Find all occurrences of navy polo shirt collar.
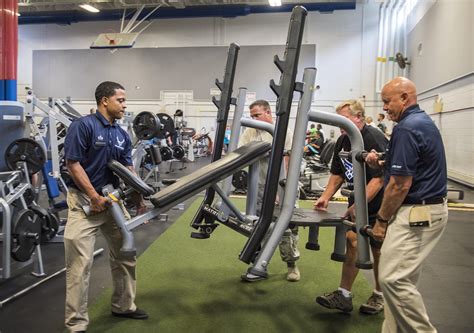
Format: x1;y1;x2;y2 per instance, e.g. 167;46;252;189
95;111;118;127
399;104;421;122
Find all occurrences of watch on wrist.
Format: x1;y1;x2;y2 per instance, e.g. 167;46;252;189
376;214;389;223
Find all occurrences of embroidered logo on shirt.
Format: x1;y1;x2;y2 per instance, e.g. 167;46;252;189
115;136;125;150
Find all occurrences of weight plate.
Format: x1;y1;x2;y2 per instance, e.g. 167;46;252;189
160;146;173;161
11;208;41;262
172;145;185;160
5;138;46;175
30;205;58;243
232;170;248;190
23;187;36;206
156;113;175;139
133;111;162;140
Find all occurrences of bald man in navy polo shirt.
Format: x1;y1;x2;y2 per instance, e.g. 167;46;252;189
64;81;148;333
366;77;448;333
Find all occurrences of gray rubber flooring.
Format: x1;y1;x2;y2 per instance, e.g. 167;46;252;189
0;156;473;333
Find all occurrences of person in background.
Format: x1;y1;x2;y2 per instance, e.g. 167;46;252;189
377;113;387;134
223;124;231;153
366;116;376;127
63;81;148;333
239;99;300;282
316;123;325;142
366;77;448;333
314;99;388;315
304;130;324;156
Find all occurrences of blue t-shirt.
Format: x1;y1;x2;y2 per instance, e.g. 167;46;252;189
384;104;447;202
64;112;133;192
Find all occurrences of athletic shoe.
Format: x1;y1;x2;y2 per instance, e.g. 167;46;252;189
359;292;384;315
112;308;148;320
286;266;301;282
316;290;353;312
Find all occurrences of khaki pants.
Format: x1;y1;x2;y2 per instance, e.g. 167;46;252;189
379;202;448;333
64;188;137;332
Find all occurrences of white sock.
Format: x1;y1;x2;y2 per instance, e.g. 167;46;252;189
338;287;352;298
373;289;383;297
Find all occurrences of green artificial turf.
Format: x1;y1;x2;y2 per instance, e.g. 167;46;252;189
87;199;383;332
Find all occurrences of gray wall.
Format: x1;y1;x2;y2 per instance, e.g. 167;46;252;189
33;44;315;101
407;0;473;186
408;0;473;92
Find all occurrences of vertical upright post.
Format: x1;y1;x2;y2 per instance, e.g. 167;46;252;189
190;43;240;231
240;6;307;264
219;87;247;215
0;0;19;101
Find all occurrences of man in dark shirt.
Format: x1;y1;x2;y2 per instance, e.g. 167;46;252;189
314;100;388;314
366;77;448;333
64;81;148;333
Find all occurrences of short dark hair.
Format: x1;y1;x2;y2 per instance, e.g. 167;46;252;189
249;99;270;111
317;124;322;129
95;81;125;105
378;113;385;120
310;124;315;129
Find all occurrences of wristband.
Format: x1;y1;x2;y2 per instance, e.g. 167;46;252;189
376;214;389;223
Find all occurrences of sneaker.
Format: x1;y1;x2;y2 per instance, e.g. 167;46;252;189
286;266;300;282
112;308;148;320
316;290;353;312
359;292;384;315
241;272;267;282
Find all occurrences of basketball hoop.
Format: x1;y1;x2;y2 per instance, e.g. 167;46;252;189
90;32;139;49
104;33;119;46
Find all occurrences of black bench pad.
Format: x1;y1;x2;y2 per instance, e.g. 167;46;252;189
150;141;271;209
108;160;155;196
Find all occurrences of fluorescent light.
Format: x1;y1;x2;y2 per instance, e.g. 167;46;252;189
268;0;282;6
79;4;100;13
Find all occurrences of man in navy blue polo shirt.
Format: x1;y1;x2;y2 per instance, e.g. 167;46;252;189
366;77;448;333
63;81;148;333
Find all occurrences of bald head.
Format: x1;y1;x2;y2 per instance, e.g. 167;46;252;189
381;77;418;122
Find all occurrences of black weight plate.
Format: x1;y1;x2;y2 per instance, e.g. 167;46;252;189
156;113;175;139
5;138;46;175
232;170;248;190
23;187;36;206
30;205;57;243
11;208;41;262
133;111;162;140
160;146;173;161
48;212;60;241
172;145;185;160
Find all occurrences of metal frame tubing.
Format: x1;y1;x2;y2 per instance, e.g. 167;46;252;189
238;118;276;217
0;198;12;279
307;111;371;269
240;6;307;264
248;67;316;277
190;43;240;229
218;87;247;215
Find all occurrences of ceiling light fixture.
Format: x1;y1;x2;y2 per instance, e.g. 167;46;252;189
268;0;282;6
79;4;100;13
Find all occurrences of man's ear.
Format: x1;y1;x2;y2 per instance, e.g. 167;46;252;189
401;92;408;103
101;96;108;106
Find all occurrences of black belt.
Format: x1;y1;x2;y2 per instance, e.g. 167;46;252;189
403;197;446;205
